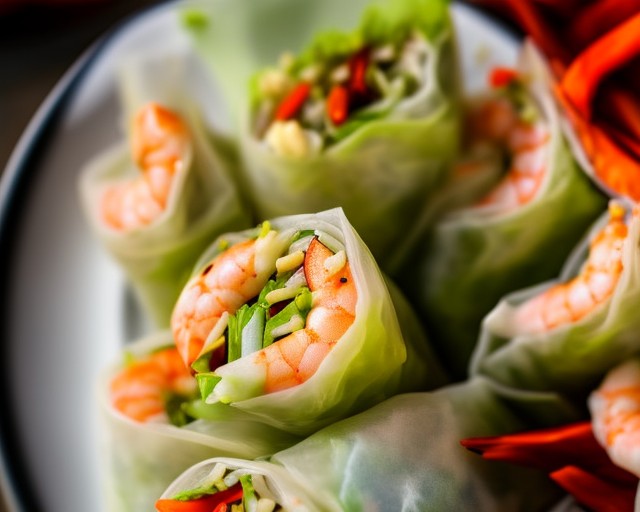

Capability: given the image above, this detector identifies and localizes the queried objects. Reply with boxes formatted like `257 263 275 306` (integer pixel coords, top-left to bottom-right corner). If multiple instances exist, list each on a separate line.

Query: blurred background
0 2 165 510
0 0 163 174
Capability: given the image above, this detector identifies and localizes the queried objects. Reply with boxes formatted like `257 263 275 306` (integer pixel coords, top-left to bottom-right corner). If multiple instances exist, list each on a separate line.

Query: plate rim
0 4 178 510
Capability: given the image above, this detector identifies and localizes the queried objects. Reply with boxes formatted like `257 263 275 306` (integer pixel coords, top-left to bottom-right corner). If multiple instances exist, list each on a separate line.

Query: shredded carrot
555 84 640 200
274 82 312 121
561 12 640 119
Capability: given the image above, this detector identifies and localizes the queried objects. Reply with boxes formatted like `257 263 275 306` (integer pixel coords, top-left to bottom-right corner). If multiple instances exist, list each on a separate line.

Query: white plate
0 2 518 511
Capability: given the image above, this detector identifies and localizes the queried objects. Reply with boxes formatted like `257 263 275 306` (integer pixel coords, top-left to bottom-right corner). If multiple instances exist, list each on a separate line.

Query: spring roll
184 0 460 272
100 331 300 512
170 207 447 436
404 42 606 379
155 378 579 511
470 199 640 399
79 51 250 328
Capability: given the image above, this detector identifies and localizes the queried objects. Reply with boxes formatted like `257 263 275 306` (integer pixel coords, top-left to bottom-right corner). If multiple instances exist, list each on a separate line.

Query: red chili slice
274 82 312 121
327 85 350 125
348 48 370 96
488 67 519 88
461 421 637 484
551 466 636 512
155 483 243 512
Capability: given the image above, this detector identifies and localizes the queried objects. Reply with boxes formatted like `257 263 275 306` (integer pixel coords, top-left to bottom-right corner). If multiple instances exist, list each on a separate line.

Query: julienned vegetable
157 457 326 512
250 0 447 152
156 462 280 512
170 208 447 435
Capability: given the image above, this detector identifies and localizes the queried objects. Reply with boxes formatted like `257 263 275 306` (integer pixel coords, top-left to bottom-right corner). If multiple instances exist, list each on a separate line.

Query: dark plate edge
0 3 176 510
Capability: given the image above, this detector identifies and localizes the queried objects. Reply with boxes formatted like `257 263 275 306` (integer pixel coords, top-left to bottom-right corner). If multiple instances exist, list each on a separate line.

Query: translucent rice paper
78 50 250 328
191 208 448 436
181 0 461 273
160 378 580 511
470 200 640 401
99 331 300 512
406 42 606 379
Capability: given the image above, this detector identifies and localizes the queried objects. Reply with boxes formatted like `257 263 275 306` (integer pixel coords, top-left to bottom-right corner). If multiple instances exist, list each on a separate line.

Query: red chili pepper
462 422 606 472
348 48 370 96
327 85 350 125
559 90 640 199
551 466 636 512
488 67 519 88
561 12 640 120
461 422 639 512
274 82 312 121
155 483 243 512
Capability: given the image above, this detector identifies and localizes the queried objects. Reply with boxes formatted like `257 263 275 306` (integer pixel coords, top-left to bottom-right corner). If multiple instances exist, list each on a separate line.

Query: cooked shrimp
254 237 357 393
588 358 640 478
171 228 292 368
109 347 196 423
473 97 551 211
101 102 190 231
514 201 628 333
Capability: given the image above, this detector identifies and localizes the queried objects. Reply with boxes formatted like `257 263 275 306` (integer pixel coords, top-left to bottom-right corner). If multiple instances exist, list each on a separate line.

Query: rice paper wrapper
182 0 461 272
194 208 448 436
79 50 250 328
470 201 640 402
158 379 579 511
406 42 606 379
271 378 579 511
99 331 300 512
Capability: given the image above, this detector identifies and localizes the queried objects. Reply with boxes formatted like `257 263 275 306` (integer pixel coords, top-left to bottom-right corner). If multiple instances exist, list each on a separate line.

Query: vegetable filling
192 227 355 399
251 4 434 154
155 462 283 512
